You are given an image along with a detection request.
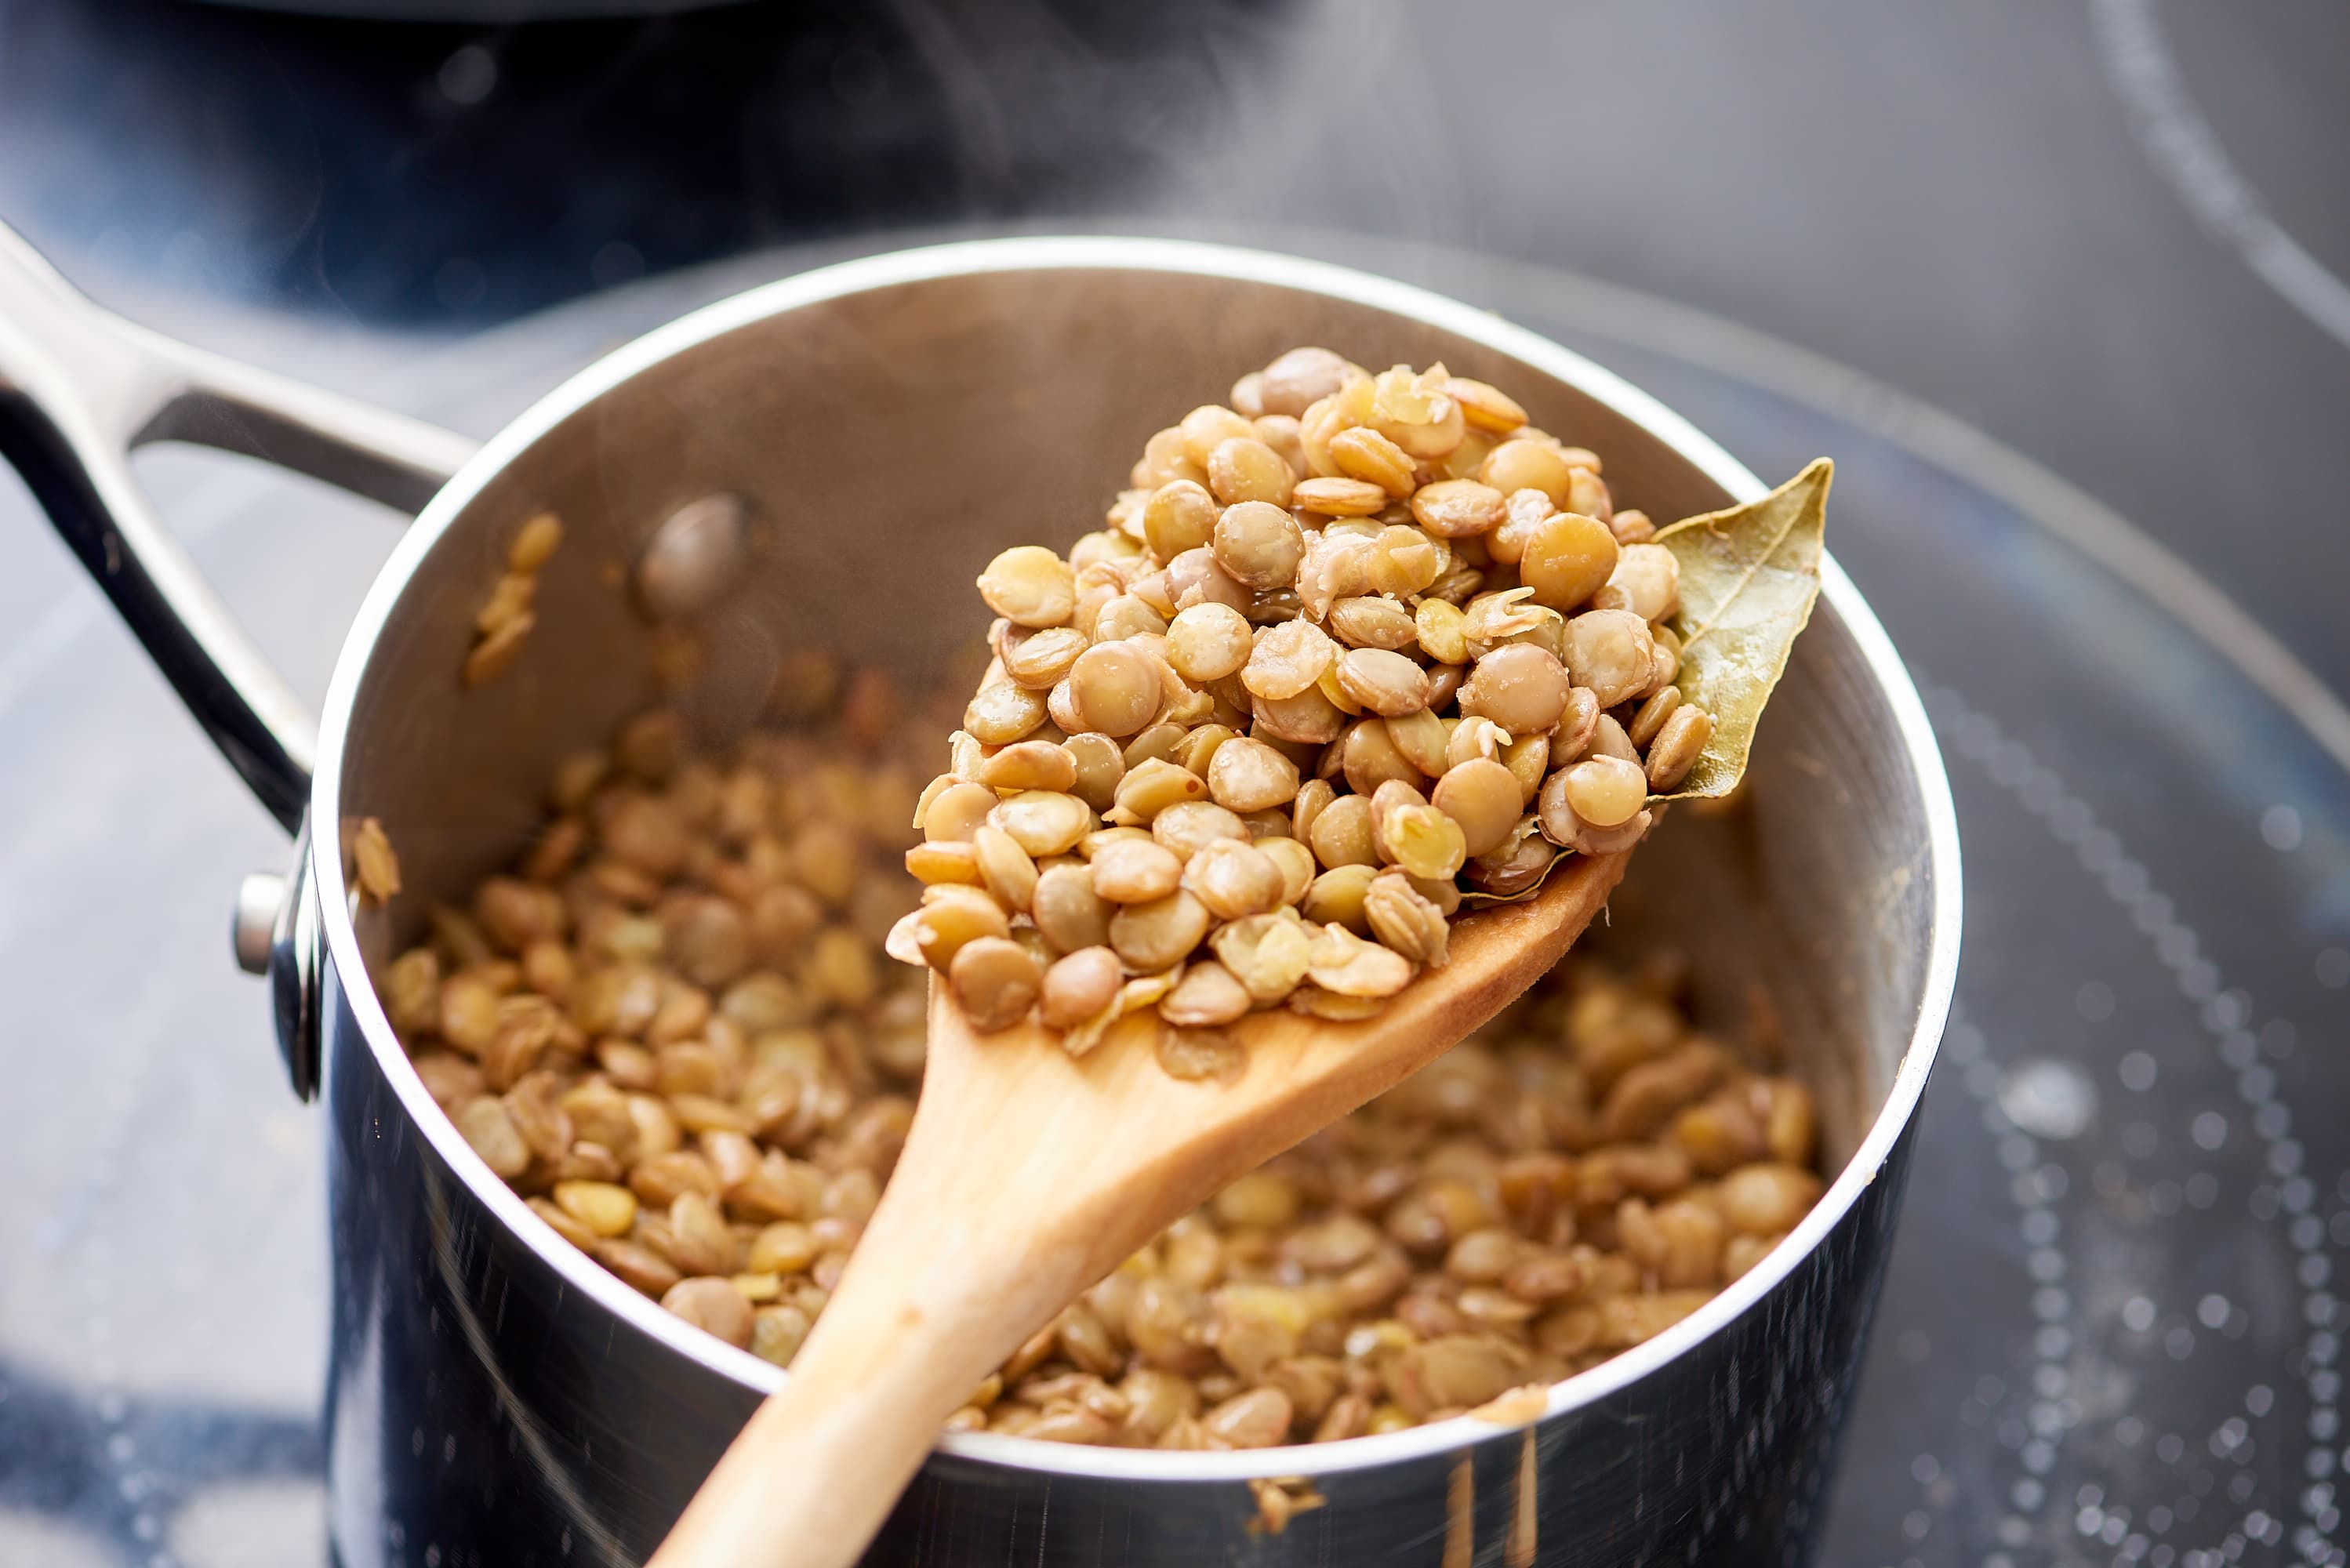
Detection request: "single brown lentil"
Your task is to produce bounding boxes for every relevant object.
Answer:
[352,817,402,905]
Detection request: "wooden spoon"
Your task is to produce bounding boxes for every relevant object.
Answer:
[648,848,1632,1568]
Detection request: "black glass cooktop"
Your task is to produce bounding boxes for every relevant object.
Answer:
[3,5,2348,1566]
[2,230,2346,1568]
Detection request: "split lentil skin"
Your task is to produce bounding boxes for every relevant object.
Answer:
[921,350,1718,1048]
[372,708,1824,1449]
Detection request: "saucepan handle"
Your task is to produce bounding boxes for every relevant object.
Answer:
[0,220,479,830]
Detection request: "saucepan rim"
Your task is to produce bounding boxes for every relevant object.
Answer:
[313,235,1963,1483]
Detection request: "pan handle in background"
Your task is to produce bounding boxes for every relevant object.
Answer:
[0,218,480,831]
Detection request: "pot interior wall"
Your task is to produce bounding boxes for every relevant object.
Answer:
[342,260,1935,1176]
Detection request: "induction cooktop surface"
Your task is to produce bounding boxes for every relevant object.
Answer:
[2,227,2345,1568]
[2,3,2347,1565]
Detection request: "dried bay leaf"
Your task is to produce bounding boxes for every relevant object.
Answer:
[1457,462,1827,906]
[1651,458,1832,800]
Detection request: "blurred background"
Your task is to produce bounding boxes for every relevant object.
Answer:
[0,2,2344,1566]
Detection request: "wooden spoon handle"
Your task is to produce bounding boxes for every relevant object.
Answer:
[646,1105,1086,1568]
[644,1308,961,1568]
[650,851,1631,1566]
[642,1316,948,1568]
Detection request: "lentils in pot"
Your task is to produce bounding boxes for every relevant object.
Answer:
[374,661,1823,1447]
[903,350,1717,1053]
[953,950,1822,1446]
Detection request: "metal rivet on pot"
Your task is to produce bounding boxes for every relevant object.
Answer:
[234,871,285,976]
[637,494,750,620]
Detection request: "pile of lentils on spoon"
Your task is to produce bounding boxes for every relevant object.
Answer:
[892,347,1712,1055]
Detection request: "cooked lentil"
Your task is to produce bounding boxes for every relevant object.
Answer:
[351,816,402,906]
[463,512,563,688]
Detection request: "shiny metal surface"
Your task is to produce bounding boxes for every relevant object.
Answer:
[271,820,326,1102]
[233,871,285,976]
[0,223,474,829]
[0,235,1960,1565]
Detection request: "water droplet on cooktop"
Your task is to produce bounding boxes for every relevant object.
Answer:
[1999,1058,2099,1141]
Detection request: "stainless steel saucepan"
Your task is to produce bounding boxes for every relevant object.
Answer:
[0,226,1960,1566]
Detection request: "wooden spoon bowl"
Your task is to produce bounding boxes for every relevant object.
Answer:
[649,848,1633,1568]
